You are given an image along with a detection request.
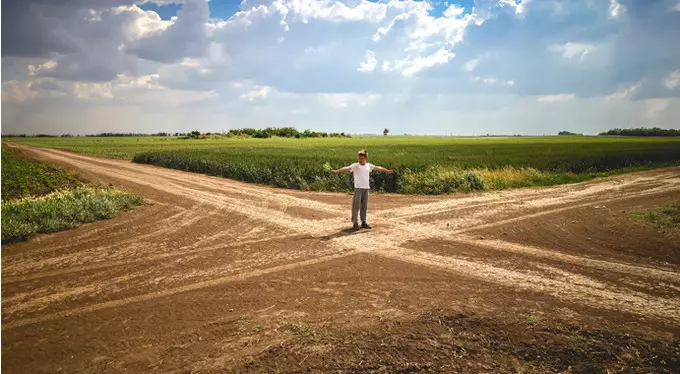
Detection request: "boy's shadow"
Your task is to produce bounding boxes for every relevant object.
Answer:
[318,227,368,241]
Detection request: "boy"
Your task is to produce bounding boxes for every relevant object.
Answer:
[332,149,393,231]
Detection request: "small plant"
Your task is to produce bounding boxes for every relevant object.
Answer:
[280,322,314,337]
[526,315,539,325]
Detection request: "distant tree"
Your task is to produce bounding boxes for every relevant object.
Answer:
[558,131,583,136]
[383,128,390,136]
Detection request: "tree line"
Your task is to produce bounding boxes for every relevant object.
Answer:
[598,127,680,137]
[222,127,350,139]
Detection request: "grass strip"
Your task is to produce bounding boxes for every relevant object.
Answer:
[2,186,143,243]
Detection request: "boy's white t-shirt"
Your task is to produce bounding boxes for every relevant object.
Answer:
[349,162,375,189]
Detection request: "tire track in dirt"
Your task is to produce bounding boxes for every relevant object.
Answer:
[372,247,680,323]
[1,234,293,284]
[2,250,358,330]
[449,236,680,282]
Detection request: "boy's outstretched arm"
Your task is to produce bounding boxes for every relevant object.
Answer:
[373,166,394,174]
[331,166,352,174]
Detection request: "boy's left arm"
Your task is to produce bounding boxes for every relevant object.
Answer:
[373,166,394,174]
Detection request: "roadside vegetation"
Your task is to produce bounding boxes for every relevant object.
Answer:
[1,147,143,243]
[6,135,680,194]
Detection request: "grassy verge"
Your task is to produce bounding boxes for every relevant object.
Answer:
[2,187,144,243]
[636,203,680,233]
[1,146,143,243]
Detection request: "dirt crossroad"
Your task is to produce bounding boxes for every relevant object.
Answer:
[3,145,680,373]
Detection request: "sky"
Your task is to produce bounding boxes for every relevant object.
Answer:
[2,0,680,135]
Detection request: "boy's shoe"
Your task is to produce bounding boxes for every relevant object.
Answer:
[353,223,360,231]
[361,222,372,229]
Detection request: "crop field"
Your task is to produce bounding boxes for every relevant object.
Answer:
[8,136,680,193]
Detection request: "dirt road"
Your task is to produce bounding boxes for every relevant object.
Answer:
[3,145,680,373]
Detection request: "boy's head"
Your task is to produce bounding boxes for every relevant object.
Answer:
[357,149,368,164]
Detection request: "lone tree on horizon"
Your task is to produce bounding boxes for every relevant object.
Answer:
[383,128,390,136]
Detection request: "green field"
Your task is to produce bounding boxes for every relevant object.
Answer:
[1,146,143,243]
[6,136,680,194]
[2,147,82,201]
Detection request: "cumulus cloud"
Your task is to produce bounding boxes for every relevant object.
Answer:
[1,0,680,135]
[608,0,624,20]
[548,42,597,61]
[240,86,272,101]
[665,70,680,90]
[357,50,378,73]
[2,81,38,103]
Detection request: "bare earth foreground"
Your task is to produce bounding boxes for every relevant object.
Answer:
[3,144,680,373]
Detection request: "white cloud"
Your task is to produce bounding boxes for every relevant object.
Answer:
[1,81,37,102]
[240,85,272,101]
[115,73,163,90]
[27,60,57,76]
[497,0,532,15]
[113,5,174,40]
[537,94,576,102]
[473,76,497,85]
[357,50,377,73]
[605,82,641,101]
[74,82,114,100]
[608,0,624,20]
[549,42,597,61]
[443,4,465,18]
[384,48,455,76]
[318,93,381,108]
[674,2,680,12]
[463,58,480,72]
[2,0,680,136]
[664,70,680,90]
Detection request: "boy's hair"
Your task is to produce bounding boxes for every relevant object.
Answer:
[357,149,368,157]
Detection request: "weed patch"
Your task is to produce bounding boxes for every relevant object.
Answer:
[636,202,680,232]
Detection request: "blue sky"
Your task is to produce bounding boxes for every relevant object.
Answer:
[2,0,680,135]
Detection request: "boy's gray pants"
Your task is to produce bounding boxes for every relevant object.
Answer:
[352,188,369,224]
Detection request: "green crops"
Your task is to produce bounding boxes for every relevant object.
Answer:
[8,136,680,194]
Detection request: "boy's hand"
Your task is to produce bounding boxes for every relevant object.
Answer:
[331,169,339,175]
[386,169,394,174]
